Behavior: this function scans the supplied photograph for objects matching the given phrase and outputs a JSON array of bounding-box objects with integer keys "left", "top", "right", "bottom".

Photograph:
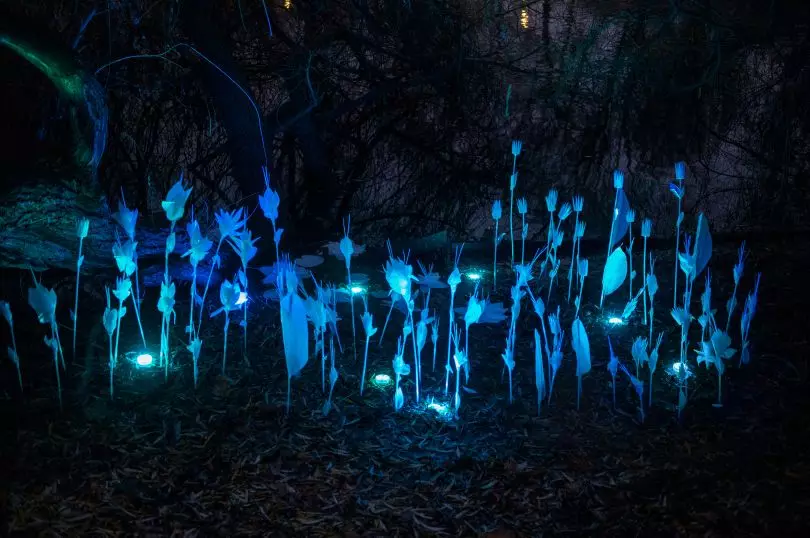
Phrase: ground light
[
  {"left": 425, "top": 397, "right": 453, "bottom": 420},
  {"left": 350, "top": 285, "right": 366, "bottom": 295},
  {"left": 607, "top": 316, "right": 624, "bottom": 325},
  {"left": 372, "top": 373, "right": 391, "bottom": 387},
  {"left": 668, "top": 362, "right": 692, "bottom": 378},
  {"left": 135, "top": 353, "right": 154, "bottom": 368},
  {"left": 465, "top": 272, "right": 482, "bottom": 281}
]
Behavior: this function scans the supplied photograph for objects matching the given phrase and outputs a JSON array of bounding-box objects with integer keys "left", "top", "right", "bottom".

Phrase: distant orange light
[{"left": 520, "top": 9, "right": 529, "bottom": 29}]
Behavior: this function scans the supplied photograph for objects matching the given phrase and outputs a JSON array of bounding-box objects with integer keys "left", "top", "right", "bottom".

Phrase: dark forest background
[{"left": 2, "top": 0, "right": 809, "bottom": 254}]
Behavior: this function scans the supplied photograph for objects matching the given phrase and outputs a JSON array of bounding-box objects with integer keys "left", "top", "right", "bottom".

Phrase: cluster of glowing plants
[{"left": 0, "top": 152, "right": 767, "bottom": 425}]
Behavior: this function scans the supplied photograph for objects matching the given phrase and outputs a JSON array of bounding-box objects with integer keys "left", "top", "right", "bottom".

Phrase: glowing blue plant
[
  {"left": 529, "top": 293, "right": 551, "bottom": 387},
  {"left": 574, "top": 258, "right": 588, "bottom": 319},
  {"left": 228, "top": 229, "right": 259, "bottom": 361},
  {"left": 198, "top": 206, "right": 245, "bottom": 334},
  {"left": 187, "top": 337, "right": 202, "bottom": 388},
  {"left": 641, "top": 218, "right": 653, "bottom": 323},
  {"left": 631, "top": 336, "right": 648, "bottom": 379},
  {"left": 571, "top": 317, "right": 591, "bottom": 410},
  {"left": 509, "top": 139, "right": 522, "bottom": 265},
  {"left": 157, "top": 277, "right": 176, "bottom": 376},
  {"left": 517, "top": 197, "right": 528, "bottom": 266},
  {"left": 547, "top": 315, "right": 564, "bottom": 404},
  {"left": 112, "top": 197, "right": 146, "bottom": 349},
  {"left": 1, "top": 301, "right": 22, "bottom": 391},
  {"left": 492, "top": 199, "right": 502, "bottom": 287},
  {"left": 28, "top": 277, "right": 63, "bottom": 407},
  {"left": 601, "top": 170, "right": 631, "bottom": 308},
  {"left": 696, "top": 328, "right": 736, "bottom": 406},
  {"left": 647, "top": 332, "right": 663, "bottom": 407},
  {"left": 501, "top": 332, "right": 516, "bottom": 404},
  {"left": 725, "top": 241, "right": 747, "bottom": 333},
  {"left": 340, "top": 216, "right": 357, "bottom": 365},
  {"left": 430, "top": 313, "right": 439, "bottom": 372},
  {"left": 646, "top": 254, "right": 659, "bottom": 343},
  {"left": 102, "top": 288, "right": 120, "bottom": 398},
  {"left": 618, "top": 361, "right": 645, "bottom": 423},
  {"left": 182, "top": 214, "right": 212, "bottom": 348},
  {"left": 276, "top": 258, "right": 309, "bottom": 412},
  {"left": 323, "top": 339, "right": 338, "bottom": 416},
  {"left": 210, "top": 276, "right": 246, "bottom": 375},
  {"left": 533, "top": 329, "right": 545, "bottom": 414},
  {"left": 626, "top": 208, "right": 636, "bottom": 299},
  {"left": 567, "top": 195, "right": 583, "bottom": 302},
  {"left": 698, "top": 269, "right": 717, "bottom": 342},
  {"left": 451, "top": 326, "right": 467, "bottom": 417},
  {"left": 258, "top": 166, "right": 282, "bottom": 261},
  {"left": 462, "top": 282, "right": 485, "bottom": 382},
  {"left": 544, "top": 189, "right": 558, "bottom": 265},
  {"left": 359, "top": 300, "right": 377, "bottom": 396},
  {"left": 607, "top": 336, "right": 618, "bottom": 409},
  {"left": 601, "top": 247, "right": 628, "bottom": 307},
  {"left": 670, "top": 161, "right": 687, "bottom": 308},
  {"left": 620, "top": 287, "right": 645, "bottom": 323},
  {"left": 415, "top": 307, "right": 432, "bottom": 403},
  {"left": 444, "top": 244, "right": 463, "bottom": 395},
  {"left": 739, "top": 272, "right": 761, "bottom": 366},
  {"left": 305, "top": 282, "right": 328, "bottom": 392},
  {"left": 72, "top": 218, "right": 89, "bottom": 358},
  {"left": 392, "top": 337, "right": 409, "bottom": 412},
  {"left": 160, "top": 175, "right": 191, "bottom": 372}
]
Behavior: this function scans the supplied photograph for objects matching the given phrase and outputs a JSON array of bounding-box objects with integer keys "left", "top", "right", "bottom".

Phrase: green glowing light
[{"left": 373, "top": 373, "right": 391, "bottom": 387}]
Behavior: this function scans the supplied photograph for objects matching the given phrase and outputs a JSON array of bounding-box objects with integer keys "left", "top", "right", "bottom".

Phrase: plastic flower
[
  {"left": 641, "top": 218, "right": 653, "bottom": 238},
  {"left": 492, "top": 199, "right": 502, "bottom": 220},
  {"left": 112, "top": 240, "right": 138, "bottom": 277},
  {"left": 215, "top": 207, "right": 246, "bottom": 241},
  {"left": 258, "top": 167, "right": 280, "bottom": 224},
  {"left": 613, "top": 170, "right": 624, "bottom": 190},
  {"left": 184, "top": 219, "right": 213, "bottom": 266},
  {"left": 510, "top": 172, "right": 518, "bottom": 191},
  {"left": 157, "top": 278, "right": 176, "bottom": 316},
  {"left": 162, "top": 177, "right": 192, "bottom": 223},
  {"left": 112, "top": 277, "right": 132, "bottom": 303},
  {"left": 112, "top": 199, "right": 138, "bottom": 240},
  {"left": 212, "top": 278, "right": 246, "bottom": 317},
  {"left": 626, "top": 208, "right": 636, "bottom": 224},
  {"left": 572, "top": 195, "right": 584, "bottom": 213},
  {"left": 28, "top": 282, "right": 57, "bottom": 325},
  {"left": 228, "top": 229, "right": 260, "bottom": 269},
  {"left": 669, "top": 182, "right": 684, "bottom": 199},
  {"left": 675, "top": 161, "right": 686, "bottom": 181},
  {"left": 575, "top": 220, "right": 587, "bottom": 238},
  {"left": 545, "top": 189, "right": 558, "bottom": 212},
  {"left": 517, "top": 197, "right": 527, "bottom": 215},
  {"left": 77, "top": 218, "right": 90, "bottom": 240},
  {"left": 511, "top": 139, "right": 522, "bottom": 157},
  {"left": 558, "top": 202, "right": 572, "bottom": 221}
]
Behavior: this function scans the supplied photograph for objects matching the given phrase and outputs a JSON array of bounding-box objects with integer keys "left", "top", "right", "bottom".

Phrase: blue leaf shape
[
  {"left": 692, "top": 213, "right": 713, "bottom": 277},
  {"left": 601, "top": 248, "right": 627, "bottom": 299},
  {"left": 609, "top": 189, "right": 630, "bottom": 248}
]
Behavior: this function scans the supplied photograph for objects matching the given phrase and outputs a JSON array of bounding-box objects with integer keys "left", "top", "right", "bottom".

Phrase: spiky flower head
[
  {"left": 517, "top": 197, "right": 527, "bottom": 215},
  {"left": 558, "top": 202, "right": 572, "bottom": 221},
  {"left": 575, "top": 220, "right": 587, "bottom": 239},
  {"left": 511, "top": 139, "right": 522, "bottom": 157},
  {"left": 641, "top": 218, "right": 653, "bottom": 238},
  {"left": 258, "top": 166, "right": 280, "bottom": 224},
  {"left": 215, "top": 207, "right": 246, "bottom": 242},
  {"left": 626, "top": 208, "right": 636, "bottom": 224},
  {"left": 572, "top": 195, "right": 584, "bottom": 213},
  {"left": 491, "top": 199, "right": 502, "bottom": 220},
  {"left": 545, "top": 189, "right": 558, "bottom": 213},
  {"left": 675, "top": 161, "right": 686, "bottom": 181}
]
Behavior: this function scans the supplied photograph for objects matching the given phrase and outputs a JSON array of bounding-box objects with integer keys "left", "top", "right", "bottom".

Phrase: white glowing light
[
  {"left": 427, "top": 401, "right": 449, "bottom": 413},
  {"left": 466, "top": 272, "right": 482, "bottom": 281},
  {"left": 236, "top": 291, "right": 248, "bottom": 306},
  {"left": 136, "top": 353, "right": 154, "bottom": 368},
  {"left": 373, "top": 374, "right": 391, "bottom": 386},
  {"left": 607, "top": 316, "right": 624, "bottom": 325},
  {"left": 350, "top": 286, "right": 366, "bottom": 295}
]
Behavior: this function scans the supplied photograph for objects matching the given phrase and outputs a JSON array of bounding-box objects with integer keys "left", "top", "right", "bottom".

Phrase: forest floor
[{"left": 1, "top": 237, "right": 809, "bottom": 537}]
